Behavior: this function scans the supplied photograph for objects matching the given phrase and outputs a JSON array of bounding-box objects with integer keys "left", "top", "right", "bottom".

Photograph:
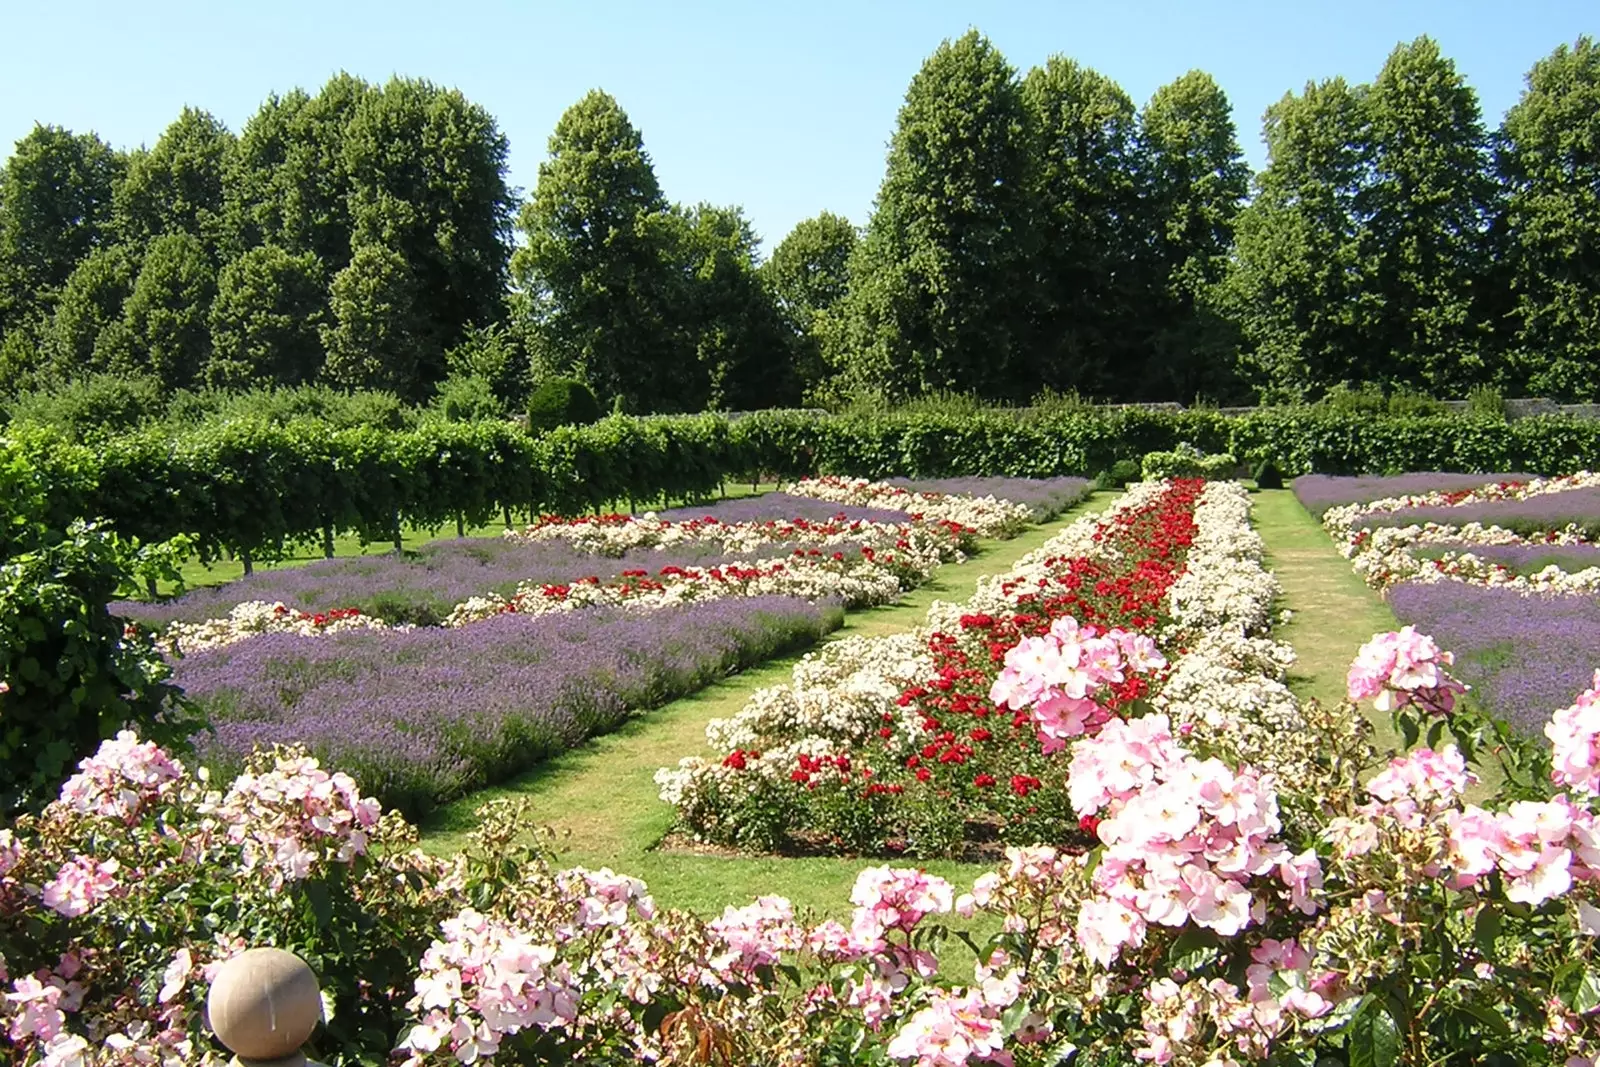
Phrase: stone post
[{"left": 207, "top": 948, "right": 328, "bottom": 1067}]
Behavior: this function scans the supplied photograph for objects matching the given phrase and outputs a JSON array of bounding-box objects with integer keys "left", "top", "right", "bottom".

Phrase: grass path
[
  {"left": 1250, "top": 488, "right": 1404, "bottom": 753},
  {"left": 418, "top": 493, "right": 1111, "bottom": 919}
]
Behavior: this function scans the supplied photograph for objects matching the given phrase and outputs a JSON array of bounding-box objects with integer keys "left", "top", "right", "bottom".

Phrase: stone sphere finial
[{"left": 207, "top": 947, "right": 323, "bottom": 1067}]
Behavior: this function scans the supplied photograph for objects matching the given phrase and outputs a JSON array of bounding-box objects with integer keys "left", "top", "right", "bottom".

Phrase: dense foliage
[{"left": 3, "top": 33, "right": 1596, "bottom": 413}]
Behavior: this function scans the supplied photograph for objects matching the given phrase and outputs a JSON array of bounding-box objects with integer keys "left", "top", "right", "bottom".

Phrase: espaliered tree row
[
  {"left": 4, "top": 34, "right": 1599, "bottom": 414},
  {"left": 9, "top": 405, "right": 1600, "bottom": 568}
]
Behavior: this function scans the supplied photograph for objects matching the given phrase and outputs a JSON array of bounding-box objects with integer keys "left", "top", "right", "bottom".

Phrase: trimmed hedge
[{"left": 6, "top": 407, "right": 1600, "bottom": 566}]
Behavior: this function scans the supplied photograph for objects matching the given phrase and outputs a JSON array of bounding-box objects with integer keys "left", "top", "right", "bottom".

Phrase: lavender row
[
  {"left": 116, "top": 537, "right": 841, "bottom": 629},
  {"left": 1354, "top": 489, "right": 1600, "bottom": 538},
  {"left": 182, "top": 595, "right": 843, "bottom": 819},
  {"left": 1292, "top": 473, "right": 1537, "bottom": 516},
  {"left": 885, "top": 476, "right": 1093, "bottom": 521},
  {"left": 1386, "top": 582, "right": 1600, "bottom": 738},
  {"left": 1416, "top": 541, "right": 1600, "bottom": 575}
]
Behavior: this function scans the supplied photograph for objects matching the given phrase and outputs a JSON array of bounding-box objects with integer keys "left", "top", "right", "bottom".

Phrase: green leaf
[
  {"left": 1348, "top": 998, "right": 1401, "bottom": 1067},
  {"left": 1473, "top": 904, "right": 1502, "bottom": 958}
]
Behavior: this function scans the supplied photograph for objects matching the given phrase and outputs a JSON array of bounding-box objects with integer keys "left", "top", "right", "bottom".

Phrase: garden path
[
  {"left": 1250, "top": 487, "right": 1403, "bottom": 750},
  {"left": 418, "top": 494, "right": 1112, "bottom": 918}
]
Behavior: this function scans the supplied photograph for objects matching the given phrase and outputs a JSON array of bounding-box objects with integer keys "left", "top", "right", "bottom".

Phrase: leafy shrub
[
  {"left": 431, "top": 373, "right": 505, "bottom": 423},
  {"left": 528, "top": 376, "right": 602, "bottom": 433},
  {"left": 0, "top": 443, "right": 199, "bottom": 813},
  {"left": 1318, "top": 381, "right": 1389, "bottom": 415},
  {"left": 1468, "top": 383, "right": 1508, "bottom": 419},
  {"left": 445, "top": 322, "right": 530, "bottom": 411},
  {"left": 1386, "top": 383, "right": 1447, "bottom": 416},
  {"left": 1141, "top": 442, "right": 1237, "bottom": 480},
  {"left": 6, "top": 372, "right": 166, "bottom": 442},
  {"left": 1252, "top": 458, "right": 1285, "bottom": 489},
  {"left": 1093, "top": 458, "right": 1141, "bottom": 490}
]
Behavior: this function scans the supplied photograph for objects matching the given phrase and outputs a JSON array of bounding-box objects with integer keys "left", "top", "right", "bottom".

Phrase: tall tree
[
  {"left": 121, "top": 231, "right": 216, "bottom": 389},
  {"left": 675, "top": 203, "right": 797, "bottom": 410},
  {"left": 832, "top": 31, "right": 1035, "bottom": 401},
  {"left": 1496, "top": 37, "right": 1600, "bottom": 400},
  {"left": 112, "top": 107, "right": 236, "bottom": 261},
  {"left": 207, "top": 245, "right": 327, "bottom": 388},
  {"left": 1224, "top": 78, "right": 1374, "bottom": 400},
  {"left": 43, "top": 244, "right": 139, "bottom": 377},
  {"left": 320, "top": 242, "right": 421, "bottom": 395},
  {"left": 1139, "top": 70, "right": 1252, "bottom": 402},
  {"left": 227, "top": 75, "right": 374, "bottom": 273},
  {"left": 761, "top": 211, "right": 857, "bottom": 399},
  {"left": 342, "top": 77, "right": 515, "bottom": 381},
  {"left": 1363, "top": 36, "right": 1496, "bottom": 393},
  {"left": 513, "top": 90, "right": 692, "bottom": 412},
  {"left": 0, "top": 126, "right": 123, "bottom": 331},
  {"left": 1021, "top": 56, "right": 1143, "bottom": 398}
]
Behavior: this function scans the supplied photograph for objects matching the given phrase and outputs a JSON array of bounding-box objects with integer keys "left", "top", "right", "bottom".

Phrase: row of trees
[{"left": 1, "top": 34, "right": 1597, "bottom": 411}]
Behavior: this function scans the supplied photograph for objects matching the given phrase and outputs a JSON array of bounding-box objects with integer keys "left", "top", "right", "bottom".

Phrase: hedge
[{"left": 5, "top": 408, "right": 1598, "bottom": 566}]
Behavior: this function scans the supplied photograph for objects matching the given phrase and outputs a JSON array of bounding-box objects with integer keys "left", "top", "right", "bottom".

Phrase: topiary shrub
[
  {"left": 1252, "top": 458, "right": 1284, "bottom": 489},
  {"left": 528, "top": 376, "right": 602, "bottom": 433}
]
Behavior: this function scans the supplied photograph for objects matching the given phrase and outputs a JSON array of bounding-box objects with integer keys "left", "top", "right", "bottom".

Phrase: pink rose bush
[{"left": 1346, "top": 625, "right": 1468, "bottom": 715}]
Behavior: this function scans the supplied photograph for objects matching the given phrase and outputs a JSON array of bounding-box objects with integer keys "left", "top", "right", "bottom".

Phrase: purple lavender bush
[
  {"left": 886, "top": 477, "right": 1092, "bottom": 521},
  {"left": 654, "top": 492, "right": 910, "bottom": 524},
  {"left": 1386, "top": 582, "right": 1600, "bottom": 737},
  {"left": 180, "top": 596, "right": 843, "bottom": 818},
  {"left": 1415, "top": 541, "right": 1600, "bottom": 575},
  {"left": 1357, "top": 490, "right": 1600, "bottom": 539},
  {"left": 115, "top": 538, "right": 826, "bottom": 629},
  {"left": 1292, "top": 473, "right": 1536, "bottom": 516}
]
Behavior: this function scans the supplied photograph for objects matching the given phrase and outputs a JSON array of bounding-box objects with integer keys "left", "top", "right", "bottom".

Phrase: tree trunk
[
  {"left": 457, "top": 515, "right": 466, "bottom": 539},
  {"left": 322, "top": 525, "right": 335, "bottom": 559},
  {"left": 241, "top": 550, "right": 253, "bottom": 577}
]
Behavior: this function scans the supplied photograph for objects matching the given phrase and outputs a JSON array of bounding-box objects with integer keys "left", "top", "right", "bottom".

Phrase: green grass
[
  {"left": 416, "top": 494, "right": 1115, "bottom": 928},
  {"left": 159, "top": 482, "right": 788, "bottom": 595}
]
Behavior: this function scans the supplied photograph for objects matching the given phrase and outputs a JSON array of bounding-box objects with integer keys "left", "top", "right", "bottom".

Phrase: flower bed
[
  {"left": 1291, "top": 471, "right": 1540, "bottom": 514},
  {"left": 882, "top": 477, "right": 1094, "bottom": 523},
  {"left": 656, "top": 479, "right": 1303, "bottom": 857},
  {"left": 782, "top": 477, "right": 1044, "bottom": 538},
  {"left": 175, "top": 596, "right": 844, "bottom": 819},
  {"left": 18, "top": 595, "right": 1600, "bottom": 1062}
]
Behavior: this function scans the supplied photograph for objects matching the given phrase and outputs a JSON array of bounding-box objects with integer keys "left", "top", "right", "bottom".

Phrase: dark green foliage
[
  {"left": 762, "top": 212, "right": 857, "bottom": 402},
  {"left": 1094, "top": 458, "right": 1142, "bottom": 490},
  {"left": 445, "top": 322, "right": 530, "bottom": 411},
  {"left": 1252, "top": 459, "right": 1285, "bottom": 489},
  {"left": 207, "top": 244, "right": 327, "bottom": 388},
  {"left": 122, "top": 231, "right": 216, "bottom": 389},
  {"left": 1496, "top": 37, "right": 1600, "bottom": 400},
  {"left": 111, "top": 107, "right": 237, "bottom": 261},
  {"left": 514, "top": 91, "right": 689, "bottom": 414},
  {"left": 432, "top": 373, "right": 504, "bottom": 422},
  {"left": 1138, "top": 71, "right": 1252, "bottom": 403},
  {"left": 1021, "top": 57, "right": 1143, "bottom": 397},
  {"left": 831, "top": 31, "right": 1036, "bottom": 402},
  {"left": 527, "top": 376, "right": 601, "bottom": 432},
  {"left": 320, "top": 243, "right": 423, "bottom": 396},
  {"left": 41, "top": 243, "right": 139, "bottom": 377},
  {"left": 0, "top": 126, "right": 124, "bottom": 332},
  {"left": 0, "top": 443, "right": 198, "bottom": 814},
  {"left": 5, "top": 372, "right": 165, "bottom": 442}
]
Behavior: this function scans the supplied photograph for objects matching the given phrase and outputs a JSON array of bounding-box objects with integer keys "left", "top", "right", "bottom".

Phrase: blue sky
[{"left": 3, "top": 1, "right": 1594, "bottom": 253}]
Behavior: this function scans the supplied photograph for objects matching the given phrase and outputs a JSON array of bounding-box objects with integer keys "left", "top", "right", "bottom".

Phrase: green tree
[
  {"left": 1496, "top": 37, "right": 1600, "bottom": 400},
  {"left": 1139, "top": 70, "right": 1252, "bottom": 402},
  {"left": 0, "top": 125, "right": 124, "bottom": 330},
  {"left": 342, "top": 77, "right": 515, "bottom": 383},
  {"left": 761, "top": 212, "right": 856, "bottom": 400},
  {"left": 513, "top": 90, "right": 691, "bottom": 412},
  {"left": 675, "top": 203, "right": 796, "bottom": 410},
  {"left": 320, "top": 243, "right": 422, "bottom": 395},
  {"left": 444, "top": 321, "right": 531, "bottom": 410},
  {"left": 832, "top": 32, "right": 1035, "bottom": 401},
  {"left": 1021, "top": 56, "right": 1143, "bottom": 398},
  {"left": 121, "top": 231, "right": 216, "bottom": 389},
  {"left": 1363, "top": 36, "right": 1496, "bottom": 393},
  {"left": 42, "top": 244, "right": 140, "bottom": 376},
  {"left": 1224, "top": 77, "right": 1374, "bottom": 401},
  {"left": 112, "top": 107, "right": 236, "bottom": 261},
  {"left": 207, "top": 245, "right": 327, "bottom": 388},
  {"left": 228, "top": 74, "right": 375, "bottom": 272}
]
